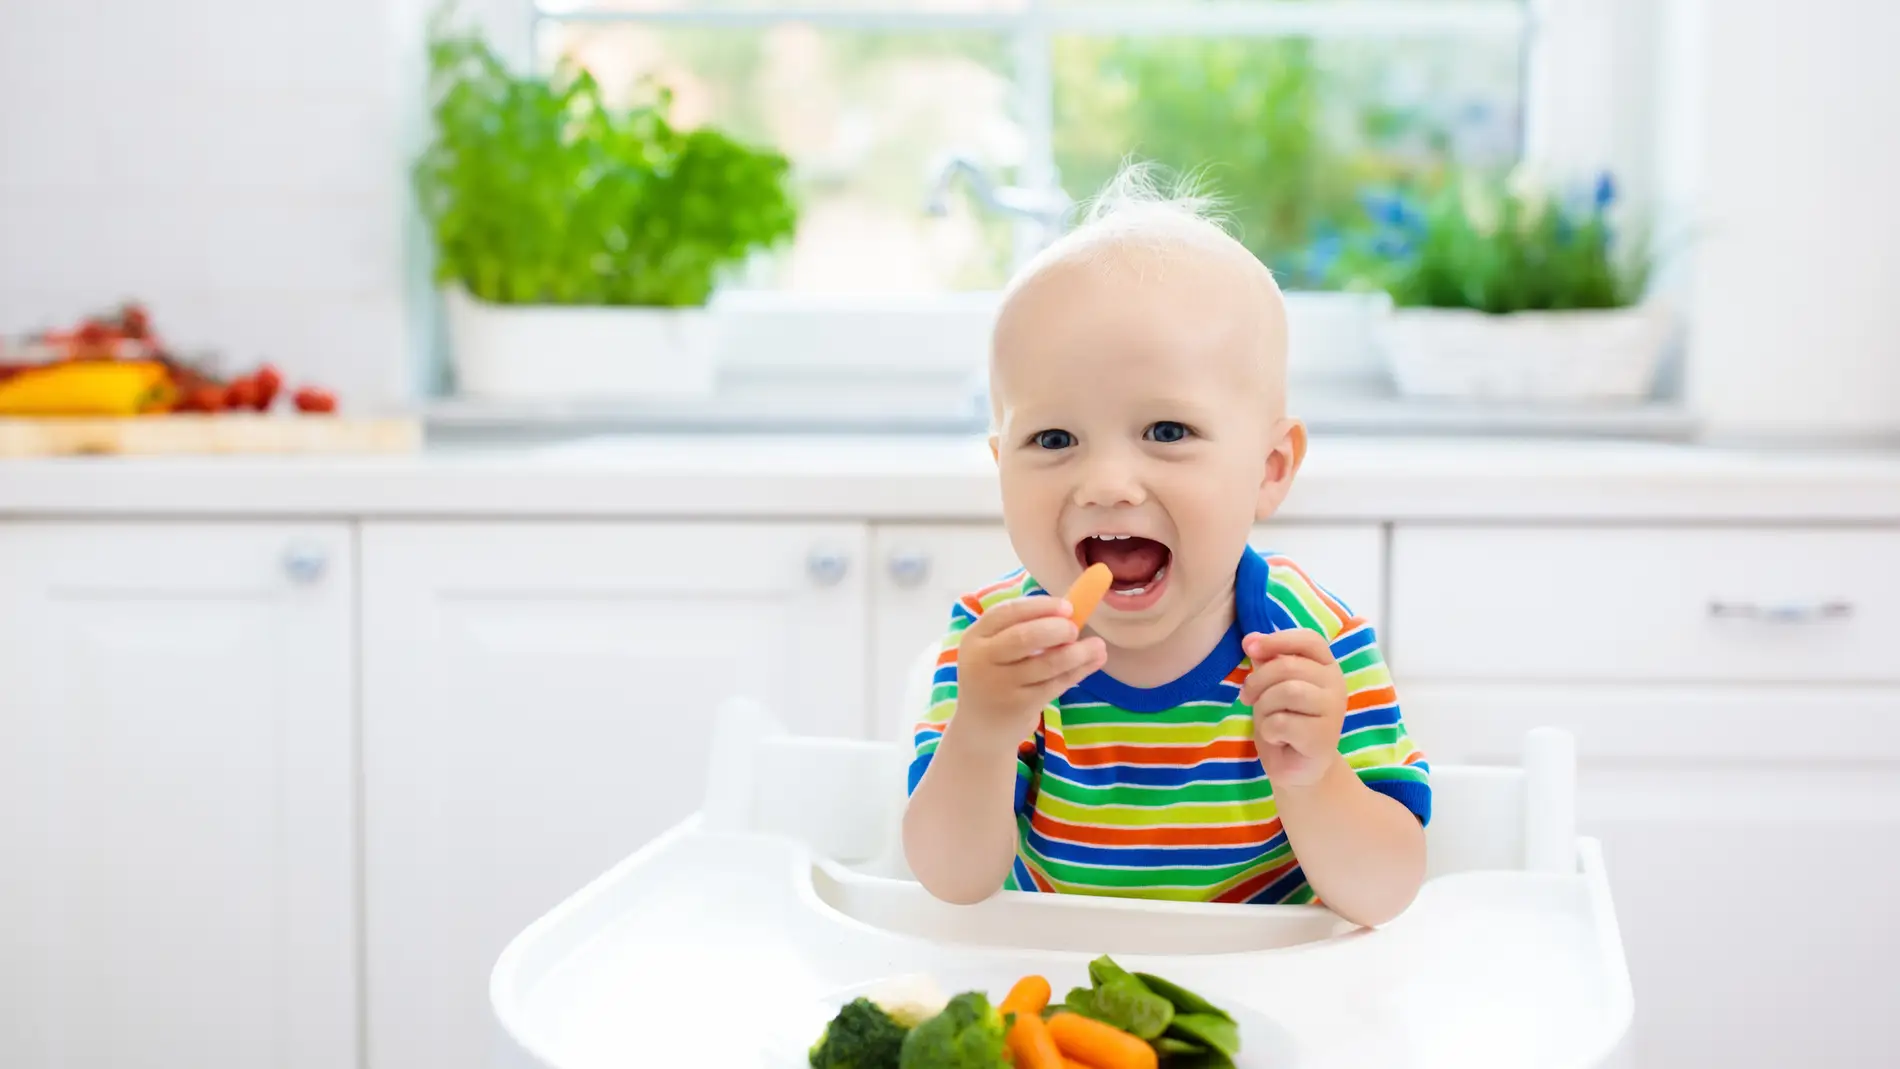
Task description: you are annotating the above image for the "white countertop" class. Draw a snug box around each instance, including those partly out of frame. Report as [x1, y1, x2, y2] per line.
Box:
[3, 434, 1900, 522]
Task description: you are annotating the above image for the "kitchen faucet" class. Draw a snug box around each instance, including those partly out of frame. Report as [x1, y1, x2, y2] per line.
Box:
[923, 154, 1073, 259]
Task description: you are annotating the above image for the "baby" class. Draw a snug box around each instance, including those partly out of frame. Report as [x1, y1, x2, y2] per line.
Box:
[902, 171, 1430, 927]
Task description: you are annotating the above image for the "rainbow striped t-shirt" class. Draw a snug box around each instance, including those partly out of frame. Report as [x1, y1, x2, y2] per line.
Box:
[907, 545, 1430, 904]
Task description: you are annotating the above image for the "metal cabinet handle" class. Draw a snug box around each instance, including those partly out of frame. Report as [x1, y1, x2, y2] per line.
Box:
[282, 542, 329, 585]
[807, 549, 850, 587]
[1707, 600, 1854, 624]
[887, 550, 931, 589]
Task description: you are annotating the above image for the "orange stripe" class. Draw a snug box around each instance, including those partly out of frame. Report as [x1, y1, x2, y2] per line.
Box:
[1050, 736, 1259, 768]
[1214, 857, 1300, 904]
[1346, 686, 1397, 712]
[1030, 813, 1283, 848]
[936, 646, 959, 668]
[1404, 750, 1428, 766]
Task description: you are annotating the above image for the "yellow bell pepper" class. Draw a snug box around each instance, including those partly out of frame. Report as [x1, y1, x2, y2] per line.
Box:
[0, 360, 177, 417]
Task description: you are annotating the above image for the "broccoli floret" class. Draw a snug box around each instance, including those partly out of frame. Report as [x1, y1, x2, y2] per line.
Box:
[810, 997, 907, 1069]
[897, 991, 1010, 1069]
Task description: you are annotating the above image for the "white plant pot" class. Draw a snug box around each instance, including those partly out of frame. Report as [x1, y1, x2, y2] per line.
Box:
[1377, 303, 1674, 403]
[443, 286, 718, 401]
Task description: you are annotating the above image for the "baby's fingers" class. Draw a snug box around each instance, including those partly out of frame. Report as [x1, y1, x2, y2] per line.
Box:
[987, 615, 1082, 664]
[968, 594, 1073, 639]
[1028, 639, 1108, 701]
[1020, 636, 1106, 686]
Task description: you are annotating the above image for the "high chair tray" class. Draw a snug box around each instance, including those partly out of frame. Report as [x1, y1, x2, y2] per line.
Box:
[490, 820, 1634, 1069]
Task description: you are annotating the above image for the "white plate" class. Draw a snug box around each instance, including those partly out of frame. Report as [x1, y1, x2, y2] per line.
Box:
[777, 965, 1303, 1068]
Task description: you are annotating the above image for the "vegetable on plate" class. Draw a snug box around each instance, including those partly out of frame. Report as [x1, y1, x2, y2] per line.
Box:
[808, 956, 1243, 1069]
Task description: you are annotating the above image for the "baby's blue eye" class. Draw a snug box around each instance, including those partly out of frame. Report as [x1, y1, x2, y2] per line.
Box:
[1033, 429, 1076, 450]
[1145, 421, 1191, 444]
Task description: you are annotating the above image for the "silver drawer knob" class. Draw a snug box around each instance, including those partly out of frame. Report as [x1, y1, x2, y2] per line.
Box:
[283, 543, 328, 584]
[1707, 599, 1854, 624]
[807, 549, 850, 587]
[887, 550, 931, 589]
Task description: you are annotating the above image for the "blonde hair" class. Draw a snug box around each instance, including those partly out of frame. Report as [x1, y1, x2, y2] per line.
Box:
[1006, 161, 1259, 289]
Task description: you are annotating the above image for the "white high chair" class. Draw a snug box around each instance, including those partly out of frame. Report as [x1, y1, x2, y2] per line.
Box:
[490, 646, 1634, 1069]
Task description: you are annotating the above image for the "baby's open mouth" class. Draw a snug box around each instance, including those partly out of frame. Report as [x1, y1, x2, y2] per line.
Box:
[1076, 533, 1172, 598]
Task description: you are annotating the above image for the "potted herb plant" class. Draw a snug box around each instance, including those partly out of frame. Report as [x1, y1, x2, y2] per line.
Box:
[414, 23, 798, 400]
[1330, 168, 1668, 402]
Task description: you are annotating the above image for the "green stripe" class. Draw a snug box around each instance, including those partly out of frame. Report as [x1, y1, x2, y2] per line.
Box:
[1338, 647, 1380, 674]
[1355, 764, 1428, 785]
[1057, 703, 1241, 727]
[1037, 773, 1273, 808]
[1339, 726, 1402, 755]
[1266, 579, 1327, 632]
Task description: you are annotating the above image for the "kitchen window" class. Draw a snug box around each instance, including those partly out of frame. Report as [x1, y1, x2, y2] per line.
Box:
[535, 0, 1530, 296]
[431, 0, 1649, 417]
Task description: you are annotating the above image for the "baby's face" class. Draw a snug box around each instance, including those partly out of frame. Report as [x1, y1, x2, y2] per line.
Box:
[989, 244, 1301, 653]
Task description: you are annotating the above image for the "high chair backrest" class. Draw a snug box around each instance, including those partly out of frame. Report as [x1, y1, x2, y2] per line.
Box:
[705, 644, 1577, 881]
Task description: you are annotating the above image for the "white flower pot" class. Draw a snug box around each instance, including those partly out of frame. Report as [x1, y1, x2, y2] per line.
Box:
[1377, 303, 1674, 402]
[443, 286, 718, 401]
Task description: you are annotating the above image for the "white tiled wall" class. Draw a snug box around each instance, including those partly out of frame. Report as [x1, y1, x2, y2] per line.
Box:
[0, 0, 430, 407]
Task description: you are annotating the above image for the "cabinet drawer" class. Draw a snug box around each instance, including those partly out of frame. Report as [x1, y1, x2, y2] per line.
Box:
[1390, 526, 1900, 683]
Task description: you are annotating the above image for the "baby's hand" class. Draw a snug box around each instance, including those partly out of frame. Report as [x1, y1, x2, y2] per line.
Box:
[951, 596, 1107, 752]
[1241, 629, 1349, 788]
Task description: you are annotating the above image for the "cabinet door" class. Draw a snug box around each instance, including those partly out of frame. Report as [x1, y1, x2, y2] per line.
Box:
[868, 523, 1386, 741]
[1403, 682, 1900, 1068]
[0, 522, 357, 1069]
[360, 521, 868, 1069]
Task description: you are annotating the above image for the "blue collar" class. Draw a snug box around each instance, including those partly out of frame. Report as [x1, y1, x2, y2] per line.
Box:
[1072, 545, 1281, 713]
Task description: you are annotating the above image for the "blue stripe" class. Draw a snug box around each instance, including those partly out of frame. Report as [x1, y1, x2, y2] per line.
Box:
[1330, 625, 1377, 659]
[932, 665, 959, 686]
[1012, 856, 1039, 892]
[907, 753, 932, 795]
[1341, 707, 1401, 733]
[1026, 830, 1283, 869]
[1366, 777, 1432, 826]
[913, 728, 943, 748]
[1041, 752, 1266, 788]
[1247, 864, 1310, 905]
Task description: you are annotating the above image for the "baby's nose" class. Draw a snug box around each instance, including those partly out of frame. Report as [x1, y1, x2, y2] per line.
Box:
[1073, 455, 1147, 508]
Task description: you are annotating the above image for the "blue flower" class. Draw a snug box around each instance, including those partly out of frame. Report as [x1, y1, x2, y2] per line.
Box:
[1359, 189, 1423, 233]
[1592, 171, 1617, 212]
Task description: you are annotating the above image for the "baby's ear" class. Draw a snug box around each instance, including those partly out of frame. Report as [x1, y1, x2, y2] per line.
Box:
[1254, 419, 1307, 521]
[988, 435, 1000, 462]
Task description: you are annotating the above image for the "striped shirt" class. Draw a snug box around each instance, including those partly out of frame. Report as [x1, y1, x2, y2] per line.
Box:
[907, 545, 1430, 904]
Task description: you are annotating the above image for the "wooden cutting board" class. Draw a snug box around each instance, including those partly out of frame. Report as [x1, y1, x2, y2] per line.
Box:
[0, 414, 423, 457]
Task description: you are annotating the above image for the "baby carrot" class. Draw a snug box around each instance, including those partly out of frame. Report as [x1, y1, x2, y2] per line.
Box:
[1064, 563, 1114, 629]
[1001, 974, 1052, 1017]
[1047, 1012, 1157, 1069]
[1005, 1011, 1065, 1069]
[1062, 1060, 1097, 1069]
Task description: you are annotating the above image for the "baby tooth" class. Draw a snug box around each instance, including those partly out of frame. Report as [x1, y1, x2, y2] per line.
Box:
[1122, 585, 1146, 596]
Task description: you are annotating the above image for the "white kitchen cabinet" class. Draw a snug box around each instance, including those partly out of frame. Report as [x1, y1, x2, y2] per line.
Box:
[360, 521, 868, 1069]
[868, 522, 1387, 739]
[1389, 526, 1900, 683]
[0, 522, 357, 1069]
[1404, 679, 1900, 1068]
